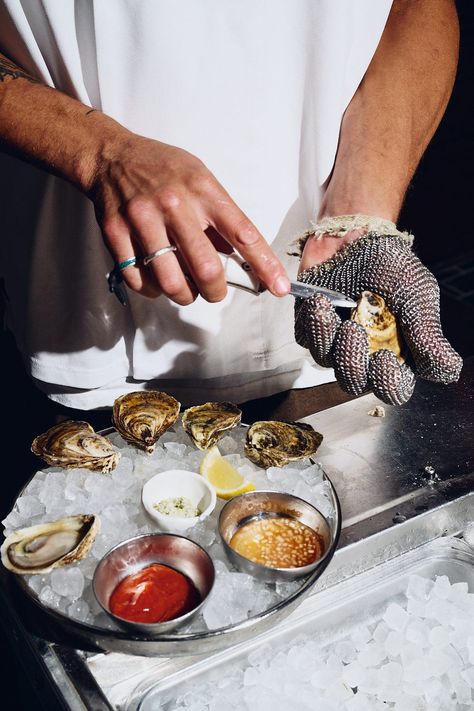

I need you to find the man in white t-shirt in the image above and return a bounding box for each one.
[0,0,462,413]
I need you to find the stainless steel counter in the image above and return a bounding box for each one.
[2,359,473,709]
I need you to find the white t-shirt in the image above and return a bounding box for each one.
[0,0,392,409]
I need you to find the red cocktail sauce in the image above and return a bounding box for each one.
[109,563,201,624]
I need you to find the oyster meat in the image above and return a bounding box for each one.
[351,291,405,362]
[244,420,323,468]
[1,514,100,574]
[32,421,120,473]
[113,391,180,454]
[182,402,242,450]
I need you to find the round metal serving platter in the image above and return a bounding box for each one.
[11,426,341,657]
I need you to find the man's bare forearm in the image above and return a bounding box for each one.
[319,0,459,223]
[0,52,126,192]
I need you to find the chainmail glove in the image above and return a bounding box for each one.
[294,232,463,405]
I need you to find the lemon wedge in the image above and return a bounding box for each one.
[199,446,255,499]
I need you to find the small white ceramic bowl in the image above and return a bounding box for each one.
[142,470,216,532]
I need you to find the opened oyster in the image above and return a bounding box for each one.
[1,514,100,575]
[245,421,323,468]
[113,391,180,454]
[32,421,120,473]
[351,291,405,362]
[182,402,242,450]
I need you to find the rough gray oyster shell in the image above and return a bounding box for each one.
[113,391,180,454]
[182,402,242,450]
[1,514,100,575]
[244,421,323,468]
[31,421,119,473]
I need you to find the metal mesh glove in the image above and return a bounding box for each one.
[294,232,463,405]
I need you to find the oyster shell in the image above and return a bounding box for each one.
[182,402,242,450]
[113,391,180,453]
[244,420,323,468]
[351,291,405,362]
[31,421,120,473]
[1,514,100,574]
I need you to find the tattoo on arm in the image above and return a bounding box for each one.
[0,56,40,84]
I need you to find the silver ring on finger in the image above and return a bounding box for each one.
[143,245,177,266]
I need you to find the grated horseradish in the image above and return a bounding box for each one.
[153,496,200,518]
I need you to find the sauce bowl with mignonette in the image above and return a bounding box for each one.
[218,491,334,583]
[141,470,217,533]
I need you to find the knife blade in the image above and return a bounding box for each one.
[218,252,356,308]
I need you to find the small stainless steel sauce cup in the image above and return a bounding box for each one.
[218,491,333,583]
[92,533,215,635]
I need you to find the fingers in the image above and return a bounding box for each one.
[125,198,197,305]
[295,294,340,367]
[166,208,227,303]
[369,350,416,406]
[397,279,463,384]
[101,214,151,295]
[209,202,290,297]
[332,321,370,396]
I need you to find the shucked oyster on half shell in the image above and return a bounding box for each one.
[245,421,323,468]
[182,402,242,450]
[1,514,100,575]
[113,391,180,454]
[351,291,405,363]
[31,421,120,473]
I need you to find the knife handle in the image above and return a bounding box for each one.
[217,252,263,294]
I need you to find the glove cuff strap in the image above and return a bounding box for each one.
[288,214,413,257]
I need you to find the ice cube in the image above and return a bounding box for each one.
[461,666,474,689]
[427,647,455,677]
[372,621,390,645]
[358,641,386,668]
[341,661,364,688]
[17,495,45,519]
[51,567,85,600]
[384,630,404,657]
[406,597,425,617]
[449,580,469,602]
[243,667,260,686]
[432,575,451,600]
[406,574,432,600]
[351,625,372,649]
[428,625,450,647]
[68,599,90,622]
[333,640,357,664]
[405,619,430,647]
[39,585,62,609]
[217,435,238,455]
[383,602,409,631]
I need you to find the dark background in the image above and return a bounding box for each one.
[1,3,473,708]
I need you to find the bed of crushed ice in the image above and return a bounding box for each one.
[156,574,474,711]
[2,422,335,631]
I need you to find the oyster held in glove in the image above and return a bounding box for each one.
[182,402,242,450]
[351,290,405,363]
[245,420,323,468]
[1,514,100,574]
[113,391,180,454]
[32,421,119,473]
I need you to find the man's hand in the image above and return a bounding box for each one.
[0,53,290,305]
[89,137,290,304]
[295,231,462,405]
[294,0,461,405]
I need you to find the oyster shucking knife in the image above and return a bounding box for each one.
[108,251,356,308]
[218,252,356,308]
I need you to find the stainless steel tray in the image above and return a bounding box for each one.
[128,535,474,710]
[9,429,341,657]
